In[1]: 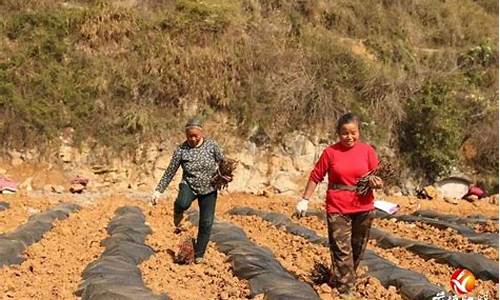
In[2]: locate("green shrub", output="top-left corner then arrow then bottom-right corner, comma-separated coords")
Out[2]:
400,79 -> 465,179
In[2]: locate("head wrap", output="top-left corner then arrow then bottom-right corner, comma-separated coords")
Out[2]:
185,117 -> 203,130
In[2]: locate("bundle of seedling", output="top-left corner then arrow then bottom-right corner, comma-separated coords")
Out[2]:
211,158 -> 238,190
356,161 -> 398,196
175,237 -> 195,265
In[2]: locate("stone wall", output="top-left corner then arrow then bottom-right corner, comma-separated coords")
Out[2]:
2,132 -> 331,202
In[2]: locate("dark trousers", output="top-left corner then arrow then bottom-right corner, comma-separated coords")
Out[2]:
326,210 -> 374,292
174,183 -> 217,258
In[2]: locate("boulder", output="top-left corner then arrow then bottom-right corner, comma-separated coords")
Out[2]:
435,177 -> 471,199
270,172 -> 303,195
59,145 -> 73,163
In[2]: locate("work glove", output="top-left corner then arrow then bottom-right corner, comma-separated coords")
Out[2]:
295,197 -> 309,218
150,190 -> 162,206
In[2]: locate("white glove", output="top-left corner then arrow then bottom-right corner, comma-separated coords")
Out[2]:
295,197 -> 309,217
150,190 -> 162,206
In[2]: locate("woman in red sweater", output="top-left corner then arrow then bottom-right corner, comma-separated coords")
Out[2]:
296,112 -> 383,297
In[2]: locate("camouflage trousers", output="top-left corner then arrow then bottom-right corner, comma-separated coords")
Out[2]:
326,210 -> 375,292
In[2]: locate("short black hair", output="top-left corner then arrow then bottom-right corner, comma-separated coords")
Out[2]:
336,112 -> 360,133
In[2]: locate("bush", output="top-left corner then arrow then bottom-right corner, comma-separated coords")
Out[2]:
400,79 -> 466,179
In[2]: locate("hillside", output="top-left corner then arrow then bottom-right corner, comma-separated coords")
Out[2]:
0,0 -> 498,188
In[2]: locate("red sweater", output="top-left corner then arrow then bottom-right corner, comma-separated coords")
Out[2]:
309,141 -> 379,214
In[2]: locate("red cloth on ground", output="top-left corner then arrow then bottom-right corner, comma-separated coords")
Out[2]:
467,186 -> 485,198
309,141 -> 379,214
0,176 -> 17,193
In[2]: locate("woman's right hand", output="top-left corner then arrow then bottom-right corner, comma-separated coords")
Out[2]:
368,176 -> 384,189
295,197 -> 309,218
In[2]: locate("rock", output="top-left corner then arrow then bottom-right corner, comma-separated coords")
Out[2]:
283,133 -> 318,172
227,166 -> 268,194
146,144 -> 160,164
219,292 -> 229,300
18,177 -> 33,193
464,194 -> 479,202
153,154 -> 173,180
261,186 -> 274,198
232,144 -> 257,168
435,177 -> 471,199
444,196 -> 459,205
269,154 -> 295,175
320,283 -> 332,293
24,149 -> 38,161
59,145 -> 73,163
43,185 -> 53,193
400,181 -> 417,196
488,194 -> 498,205
91,165 -> 117,175
69,183 -> 85,193
26,207 -> 40,215
423,185 -> 442,200
386,186 -> 403,197
51,185 -> 65,194
11,158 -> 23,167
270,171 -> 303,195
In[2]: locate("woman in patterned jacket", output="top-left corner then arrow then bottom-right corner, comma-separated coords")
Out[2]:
151,117 -> 224,264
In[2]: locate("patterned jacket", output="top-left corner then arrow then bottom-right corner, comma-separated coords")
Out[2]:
155,138 -> 224,195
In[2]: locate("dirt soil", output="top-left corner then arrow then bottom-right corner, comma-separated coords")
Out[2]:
374,219 -> 499,261
0,191 -> 497,300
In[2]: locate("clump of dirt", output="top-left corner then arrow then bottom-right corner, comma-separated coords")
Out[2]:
473,222 -> 499,234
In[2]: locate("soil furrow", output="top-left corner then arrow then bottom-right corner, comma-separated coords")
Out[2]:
0,196 -> 133,299
140,201 -> 250,300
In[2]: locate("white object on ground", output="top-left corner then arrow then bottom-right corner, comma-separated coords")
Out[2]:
374,200 -> 400,214
435,177 -> 470,199
0,190 -> 16,194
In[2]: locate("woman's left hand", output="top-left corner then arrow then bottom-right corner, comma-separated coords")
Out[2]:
221,175 -> 233,183
368,176 -> 384,189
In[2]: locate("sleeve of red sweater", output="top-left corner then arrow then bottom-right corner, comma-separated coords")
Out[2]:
309,148 -> 330,184
367,145 -> 379,170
